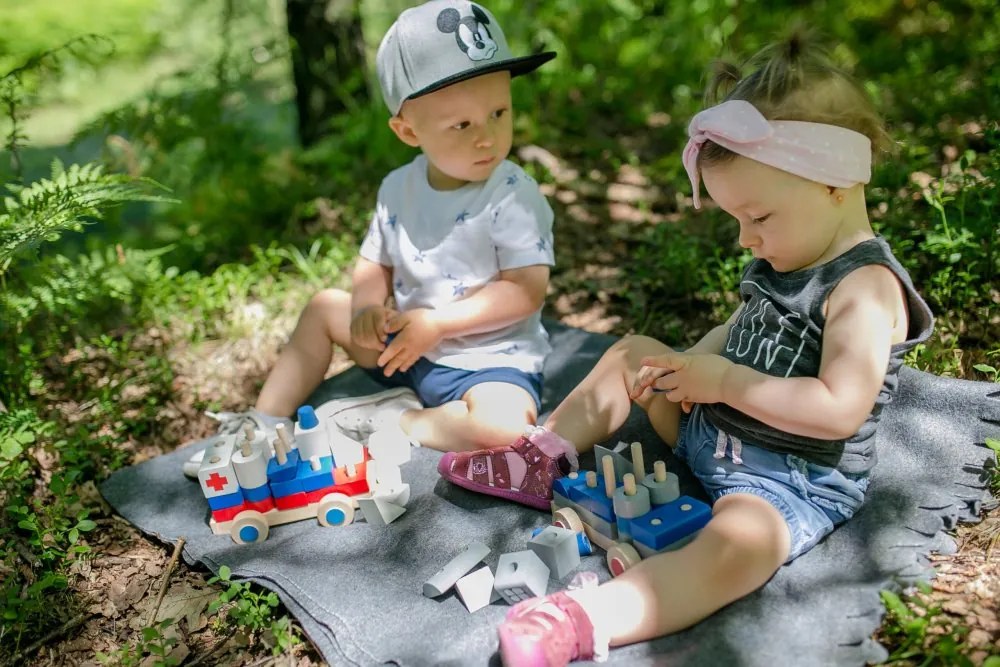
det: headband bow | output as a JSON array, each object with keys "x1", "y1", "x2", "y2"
[{"x1": 682, "y1": 100, "x2": 872, "y2": 208}]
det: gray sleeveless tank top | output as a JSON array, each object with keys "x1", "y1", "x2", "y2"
[{"x1": 701, "y1": 236, "x2": 934, "y2": 474}]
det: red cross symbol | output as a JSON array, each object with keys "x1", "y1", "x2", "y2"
[{"x1": 205, "y1": 472, "x2": 229, "y2": 492}]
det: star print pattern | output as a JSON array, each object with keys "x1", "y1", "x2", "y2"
[{"x1": 356, "y1": 156, "x2": 554, "y2": 374}]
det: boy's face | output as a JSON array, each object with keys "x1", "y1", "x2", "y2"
[{"x1": 390, "y1": 71, "x2": 513, "y2": 191}]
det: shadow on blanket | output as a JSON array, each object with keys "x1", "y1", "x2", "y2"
[{"x1": 101, "y1": 321, "x2": 998, "y2": 667}]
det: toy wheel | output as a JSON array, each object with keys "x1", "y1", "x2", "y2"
[
  {"x1": 231, "y1": 510, "x2": 269, "y2": 544},
  {"x1": 553, "y1": 507, "x2": 584, "y2": 533},
  {"x1": 317, "y1": 493, "x2": 355, "y2": 527},
  {"x1": 606, "y1": 542, "x2": 642, "y2": 577}
]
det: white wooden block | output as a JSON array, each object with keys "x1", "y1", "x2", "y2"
[
  {"x1": 494, "y1": 550, "x2": 549, "y2": 604},
  {"x1": 528, "y1": 525, "x2": 581, "y2": 580},
  {"x1": 455, "y1": 566, "x2": 499, "y2": 612},
  {"x1": 357, "y1": 497, "x2": 406, "y2": 526}
]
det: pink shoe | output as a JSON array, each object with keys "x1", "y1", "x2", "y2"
[
  {"x1": 498, "y1": 591, "x2": 595, "y2": 667},
  {"x1": 437, "y1": 427, "x2": 578, "y2": 510}
]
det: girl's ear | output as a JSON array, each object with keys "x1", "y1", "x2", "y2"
[{"x1": 388, "y1": 115, "x2": 420, "y2": 148}]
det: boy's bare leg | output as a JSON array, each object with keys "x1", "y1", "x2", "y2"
[
  {"x1": 545, "y1": 335, "x2": 684, "y2": 452},
  {"x1": 413, "y1": 335, "x2": 685, "y2": 453},
  {"x1": 402, "y1": 382, "x2": 538, "y2": 451},
  {"x1": 569, "y1": 493, "x2": 790, "y2": 644},
  {"x1": 256, "y1": 288, "x2": 380, "y2": 418}
]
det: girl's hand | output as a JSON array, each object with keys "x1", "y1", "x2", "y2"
[
  {"x1": 350, "y1": 305, "x2": 393, "y2": 351},
  {"x1": 377, "y1": 308, "x2": 444, "y2": 375},
  {"x1": 630, "y1": 355, "x2": 676, "y2": 400},
  {"x1": 634, "y1": 352, "x2": 734, "y2": 407}
]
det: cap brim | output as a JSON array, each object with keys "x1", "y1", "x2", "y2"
[{"x1": 405, "y1": 51, "x2": 556, "y2": 104}]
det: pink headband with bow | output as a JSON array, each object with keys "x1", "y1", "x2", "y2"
[{"x1": 682, "y1": 100, "x2": 872, "y2": 209}]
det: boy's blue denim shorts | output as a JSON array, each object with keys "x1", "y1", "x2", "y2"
[
  {"x1": 675, "y1": 406, "x2": 870, "y2": 562},
  {"x1": 363, "y1": 357, "x2": 543, "y2": 412}
]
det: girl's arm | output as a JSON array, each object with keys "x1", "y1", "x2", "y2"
[
  {"x1": 631, "y1": 306, "x2": 743, "y2": 400},
  {"x1": 721, "y1": 264, "x2": 906, "y2": 439}
]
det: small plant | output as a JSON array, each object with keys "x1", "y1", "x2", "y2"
[
  {"x1": 7, "y1": 467, "x2": 97, "y2": 558},
  {"x1": 96, "y1": 617, "x2": 181, "y2": 667},
  {"x1": 973, "y1": 363, "x2": 998, "y2": 383},
  {"x1": 0, "y1": 160, "x2": 173, "y2": 274},
  {"x1": 985, "y1": 437, "x2": 1000, "y2": 496},
  {"x1": 879, "y1": 582, "x2": 974, "y2": 666},
  {"x1": 207, "y1": 565, "x2": 301, "y2": 655}
]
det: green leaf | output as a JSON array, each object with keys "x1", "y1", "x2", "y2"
[
  {"x1": 0, "y1": 438, "x2": 23, "y2": 460},
  {"x1": 985, "y1": 438, "x2": 1000, "y2": 454},
  {"x1": 880, "y1": 590, "x2": 910, "y2": 618},
  {"x1": 76, "y1": 519, "x2": 97, "y2": 532}
]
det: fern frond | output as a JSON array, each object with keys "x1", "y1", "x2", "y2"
[{"x1": 0, "y1": 160, "x2": 175, "y2": 275}]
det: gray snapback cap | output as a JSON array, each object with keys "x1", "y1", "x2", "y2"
[{"x1": 376, "y1": 0, "x2": 556, "y2": 115}]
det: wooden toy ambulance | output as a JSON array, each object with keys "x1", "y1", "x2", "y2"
[{"x1": 196, "y1": 404, "x2": 411, "y2": 544}]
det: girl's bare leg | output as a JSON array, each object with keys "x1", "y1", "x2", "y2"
[
  {"x1": 543, "y1": 335, "x2": 685, "y2": 452},
  {"x1": 569, "y1": 493, "x2": 791, "y2": 643}
]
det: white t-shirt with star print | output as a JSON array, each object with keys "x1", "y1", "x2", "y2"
[{"x1": 359, "y1": 154, "x2": 555, "y2": 373}]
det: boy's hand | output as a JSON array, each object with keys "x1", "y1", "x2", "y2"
[
  {"x1": 631, "y1": 352, "x2": 733, "y2": 409},
  {"x1": 378, "y1": 308, "x2": 444, "y2": 375},
  {"x1": 350, "y1": 305, "x2": 394, "y2": 351}
]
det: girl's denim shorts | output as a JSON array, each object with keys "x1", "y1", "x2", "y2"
[{"x1": 676, "y1": 406, "x2": 870, "y2": 561}]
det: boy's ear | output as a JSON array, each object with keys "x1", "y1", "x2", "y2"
[{"x1": 388, "y1": 115, "x2": 421, "y2": 148}]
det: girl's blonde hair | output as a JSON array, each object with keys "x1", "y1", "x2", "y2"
[{"x1": 699, "y1": 28, "x2": 889, "y2": 169}]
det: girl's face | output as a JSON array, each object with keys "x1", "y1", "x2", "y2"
[
  {"x1": 701, "y1": 156, "x2": 848, "y2": 273},
  {"x1": 390, "y1": 71, "x2": 514, "y2": 191}
]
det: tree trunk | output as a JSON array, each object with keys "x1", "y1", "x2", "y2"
[{"x1": 285, "y1": 0, "x2": 369, "y2": 146}]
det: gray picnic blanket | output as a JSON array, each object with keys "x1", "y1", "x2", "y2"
[{"x1": 101, "y1": 320, "x2": 998, "y2": 666}]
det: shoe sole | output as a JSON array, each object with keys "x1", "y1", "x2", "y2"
[
  {"x1": 314, "y1": 386, "x2": 420, "y2": 422},
  {"x1": 182, "y1": 447, "x2": 206, "y2": 479},
  {"x1": 437, "y1": 454, "x2": 552, "y2": 511}
]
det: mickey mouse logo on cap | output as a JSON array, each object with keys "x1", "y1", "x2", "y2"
[{"x1": 437, "y1": 5, "x2": 498, "y2": 62}]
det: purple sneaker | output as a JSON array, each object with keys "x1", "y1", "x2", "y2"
[
  {"x1": 437, "y1": 427, "x2": 578, "y2": 511},
  {"x1": 497, "y1": 591, "x2": 595, "y2": 666}
]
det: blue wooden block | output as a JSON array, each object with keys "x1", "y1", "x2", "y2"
[
  {"x1": 616, "y1": 515, "x2": 635, "y2": 542},
  {"x1": 628, "y1": 496, "x2": 712, "y2": 552},
  {"x1": 242, "y1": 484, "x2": 271, "y2": 503},
  {"x1": 266, "y1": 449, "x2": 301, "y2": 483},
  {"x1": 206, "y1": 488, "x2": 245, "y2": 510},
  {"x1": 572, "y1": 481, "x2": 616, "y2": 523},
  {"x1": 552, "y1": 493, "x2": 618, "y2": 540},
  {"x1": 296, "y1": 456, "x2": 335, "y2": 493},
  {"x1": 552, "y1": 472, "x2": 588, "y2": 499},
  {"x1": 270, "y1": 475, "x2": 306, "y2": 498}
]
